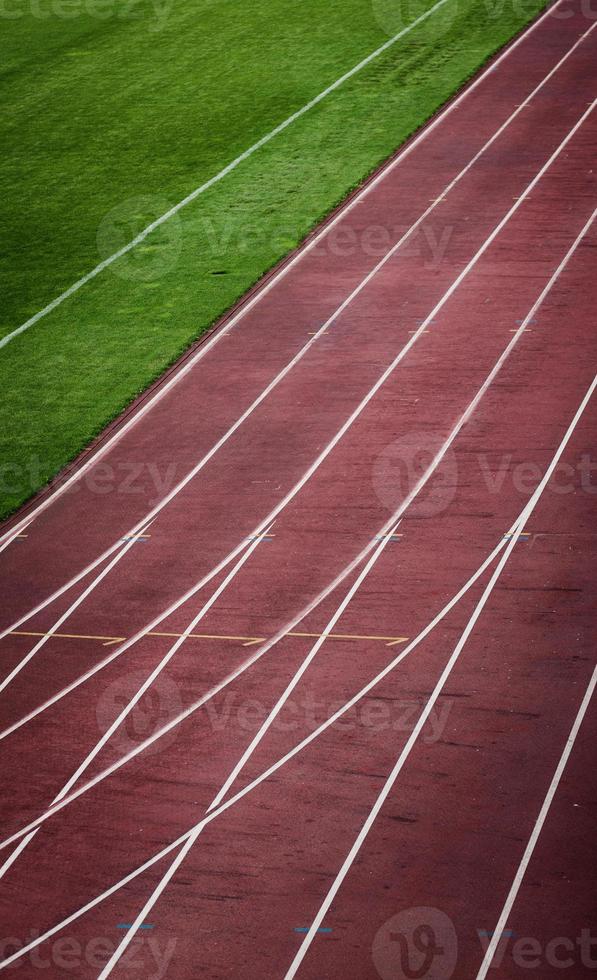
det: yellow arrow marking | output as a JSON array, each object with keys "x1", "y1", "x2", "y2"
[
  {"x1": 11, "y1": 630, "x2": 127, "y2": 644},
  {"x1": 288, "y1": 631, "x2": 409, "y2": 646},
  {"x1": 8, "y1": 629, "x2": 409, "y2": 649}
]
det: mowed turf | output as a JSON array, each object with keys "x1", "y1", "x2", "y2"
[{"x1": 0, "y1": 0, "x2": 545, "y2": 519}]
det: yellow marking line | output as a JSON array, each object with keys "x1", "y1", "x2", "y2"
[
  {"x1": 147, "y1": 631, "x2": 268, "y2": 648},
  {"x1": 8, "y1": 629, "x2": 409, "y2": 649},
  {"x1": 11, "y1": 630, "x2": 127, "y2": 644},
  {"x1": 288, "y1": 631, "x2": 409, "y2": 647}
]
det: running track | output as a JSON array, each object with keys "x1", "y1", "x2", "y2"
[{"x1": 1, "y1": 2, "x2": 596, "y2": 977}]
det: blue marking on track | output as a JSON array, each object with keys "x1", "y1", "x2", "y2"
[
  {"x1": 117, "y1": 923, "x2": 155, "y2": 930},
  {"x1": 294, "y1": 927, "x2": 332, "y2": 934}
]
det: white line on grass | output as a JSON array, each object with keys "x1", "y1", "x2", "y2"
[
  {"x1": 475, "y1": 664, "x2": 597, "y2": 980},
  {"x1": 284, "y1": 372, "x2": 597, "y2": 979},
  {"x1": 0, "y1": 0, "x2": 453, "y2": 354},
  {"x1": 0, "y1": 0, "x2": 568, "y2": 545},
  {"x1": 3, "y1": 15, "x2": 592, "y2": 648}
]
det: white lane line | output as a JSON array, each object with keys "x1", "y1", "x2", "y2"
[
  {"x1": 0, "y1": 524, "x2": 250, "y2": 698},
  {"x1": 96, "y1": 829, "x2": 196, "y2": 979},
  {"x1": 2, "y1": 192, "x2": 593, "y2": 884},
  {"x1": 3, "y1": 26, "x2": 589, "y2": 676},
  {"x1": 2, "y1": 344, "x2": 594, "y2": 969},
  {"x1": 0, "y1": 0, "x2": 569, "y2": 547},
  {"x1": 0, "y1": 532, "x2": 512, "y2": 967},
  {"x1": 1, "y1": 0, "x2": 453, "y2": 354},
  {"x1": 208, "y1": 199, "x2": 597, "y2": 809},
  {"x1": 0, "y1": 524, "x2": 273, "y2": 882},
  {"x1": 475, "y1": 664, "x2": 597, "y2": 980},
  {"x1": 3, "y1": 196, "x2": 593, "y2": 744},
  {"x1": 8, "y1": 84, "x2": 596, "y2": 689},
  {"x1": 4, "y1": 223, "x2": 595, "y2": 949},
  {"x1": 4, "y1": 28, "x2": 595, "y2": 663},
  {"x1": 0, "y1": 518, "x2": 154, "y2": 697},
  {"x1": 1, "y1": 382, "x2": 589, "y2": 974},
  {"x1": 0, "y1": 519, "x2": 34, "y2": 556},
  {"x1": 208, "y1": 520, "x2": 403, "y2": 813},
  {"x1": 89, "y1": 524, "x2": 505, "y2": 979},
  {"x1": 0, "y1": 529, "x2": 513, "y2": 853},
  {"x1": 285, "y1": 373, "x2": 597, "y2": 979},
  {"x1": 0, "y1": 531, "x2": 372, "y2": 744}
]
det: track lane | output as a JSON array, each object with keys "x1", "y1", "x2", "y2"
[
  {"x1": 285, "y1": 400, "x2": 597, "y2": 980},
  {"x1": 1, "y1": 5, "x2": 590, "y2": 975},
  {"x1": 481, "y1": 682, "x2": 597, "y2": 978}
]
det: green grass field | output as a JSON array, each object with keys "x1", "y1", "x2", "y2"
[{"x1": 0, "y1": 0, "x2": 545, "y2": 519}]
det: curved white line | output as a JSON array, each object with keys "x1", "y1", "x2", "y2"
[
  {"x1": 475, "y1": 665, "x2": 597, "y2": 980},
  {"x1": 207, "y1": 196, "x2": 597, "y2": 813},
  {"x1": 0, "y1": 523, "x2": 273, "y2": 881},
  {"x1": 2, "y1": 193, "x2": 593, "y2": 758},
  {"x1": 92, "y1": 204, "x2": 597, "y2": 980},
  {"x1": 0, "y1": 519, "x2": 153, "y2": 696},
  {"x1": 2, "y1": 200, "x2": 595, "y2": 951},
  {"x1": 285, "y1": 372, "x2": 597, "y2": 978},
  {"x1": 3, "y1": 76, "x2": 593, "y2": 721},
  {"x1": 0, "y1": 333, "x2": 593, "y2": 965},
  {"x1": 0, "y1": 531, "x2": 511, "y2": 944},
  {"x1": 1, "y1": 393, "x2": 588, "y2": 976}
]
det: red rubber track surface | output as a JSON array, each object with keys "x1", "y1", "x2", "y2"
[{"x1": 1, "y1": 3, "x2": 596, "y2": 977}]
